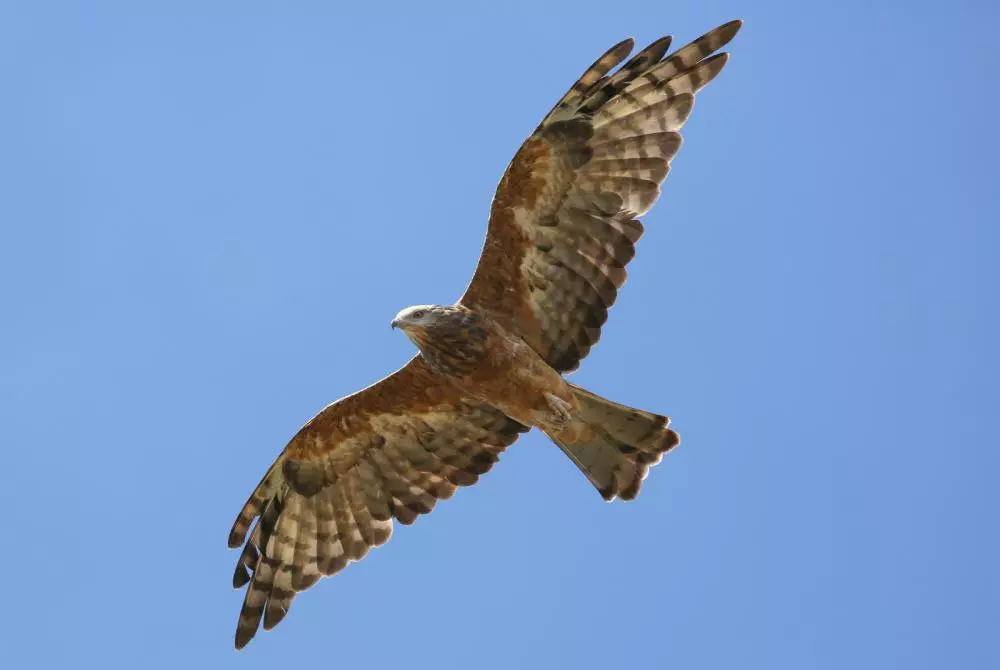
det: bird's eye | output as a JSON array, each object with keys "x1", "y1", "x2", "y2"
[{"x1": 412, "y1": 310, "x2": 425, "y2": 319}]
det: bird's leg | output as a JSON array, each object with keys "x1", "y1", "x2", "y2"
[
  {"x1": 542, "y1": 392, "x2": 598, "y2": 444},
  {"x1": 544, "y1": 392, "x2": 575, "y2": 425}
]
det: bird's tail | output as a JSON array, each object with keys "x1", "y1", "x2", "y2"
[{"x1": 548, "y1": 384, "x2": 680, "y2": 501}]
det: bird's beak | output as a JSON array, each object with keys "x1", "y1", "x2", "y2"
[{"x1": 390, "y1": 318, "x2": 400, "y2": 330}]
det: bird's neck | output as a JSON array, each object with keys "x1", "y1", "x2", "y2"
[{"x1": 411, "y1": 312, "x2": 489, "y2": 377}]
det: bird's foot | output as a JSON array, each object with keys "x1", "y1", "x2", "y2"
[{"x1": 544, "y1": 392, "x2": 575, "y2": 425}]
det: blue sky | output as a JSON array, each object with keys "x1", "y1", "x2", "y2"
[{"x1": 1, "y1": 1, "x2": 997, "y2": 667}]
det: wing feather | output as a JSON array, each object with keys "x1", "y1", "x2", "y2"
[
  {"x1": 461, "y1": 20, "x2": 741, "y2": 372},
  {"x1": 230, "y1": 357, "x2": 527, "y2": 648}
]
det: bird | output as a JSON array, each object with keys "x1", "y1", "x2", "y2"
[{"x1": 229, "y1": 19, "x2": 742, "y2": 649}]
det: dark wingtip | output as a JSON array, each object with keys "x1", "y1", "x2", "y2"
[
  {"x1": 721, "y1": 19, "x2": 744, "y2": 31},
  {"x1": 233, "y1": 564, "x2": 251, "y2": 589},
  {"x1": 612, "y1": 38, "x2": 636, "y2": 58},
  {"x1": 641, "y1": 35, "x2": 673, "y2": 62},
  {"x1": 262, "y1": 603, "x2": 289, "y2": 631},
  {"x1": 717, "y1": 19, "x2": 744, "y2": 46},
  {"x1": 235, "y1": 627, "x2": 254, "y2": 651}
]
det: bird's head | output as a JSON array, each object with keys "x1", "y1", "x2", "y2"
[
  {"x1": 391, "y1": 304, "x2": 457, "y2": 342},
  {"x1": 391, "y1": 304, "x2": 486, "y2": 373}
]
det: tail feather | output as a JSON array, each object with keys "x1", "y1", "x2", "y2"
[{"x1": 549, "y1": 384, "x2": 679, "y2": 501}]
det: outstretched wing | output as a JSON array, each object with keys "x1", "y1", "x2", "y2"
[
  {"x1": 461, "y1": 20, "x2": 742, "y2": 372},
  {"x1": 228, "y1": 356, "x2": 527, "y2": 649}
]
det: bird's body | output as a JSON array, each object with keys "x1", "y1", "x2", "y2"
[
  {"x1": 393, "y1": 304, "x2": 578, "y2": 436},
  {"x1": 230, "y1": 19, "x2": 743, "y2": 649}
]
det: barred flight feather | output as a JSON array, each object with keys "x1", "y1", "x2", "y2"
[
  {"x1": 230, "y1": 357, "x2": 527, "y2": 649},
  {"x1": 463, "y1": 19, "x2": 742, "y2": 372}
]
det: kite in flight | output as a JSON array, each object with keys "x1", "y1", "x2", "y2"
[{"x1": 230, "y1": 19, "x2": 742, "y2": 648}]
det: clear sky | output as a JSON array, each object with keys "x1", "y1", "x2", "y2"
[{"x1": 1, "y1": 1, "x2": 997, "y2": 667}]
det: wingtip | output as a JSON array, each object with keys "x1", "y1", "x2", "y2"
[
  {"x1": 262, "y1": 604, "x2": 289, "y2": 631},
  {"x1": 722, "y1": 18, "x2": 744, "y2": 32},
  {"x1": 647, "y1": 34, "x2": 673, "y2": 51},
  {"x1": 613, "y1": 37, "x2": 636, "y2": 58},
  {"x1": 233, "y1": 564, "x2": 251, "y2": 589},
  {"x1": 234, "y1": 630, "x2": 252, "y2": 651},
  {"x1": 228, "y1": 516, "x2": 250, "y2": 548},
  {"x1": 710, "y1": 19, "x2": 744, "y2": 48}
]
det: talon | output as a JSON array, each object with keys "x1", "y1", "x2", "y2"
[{"x1": 544, "y1": 392, "x2": 575, "y2": 424}]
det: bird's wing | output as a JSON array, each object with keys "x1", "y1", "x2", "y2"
[
  {"x1": 228, "y1": 356, "x2": 527, "y2": 648},
  {"x1": 460, "y1": 20, "x2": 741, "y2": 372}
]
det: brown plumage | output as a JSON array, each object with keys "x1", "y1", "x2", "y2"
[{"x1": 230, "y1": 19, "x2": 742, "y2": 649}]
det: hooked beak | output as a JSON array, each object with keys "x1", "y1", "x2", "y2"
[{"x1": 390, "y1": 318, "x2": 400, "y2": 330}]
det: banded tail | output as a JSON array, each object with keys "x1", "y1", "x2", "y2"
[{"x1": 551, "y1": 384, "x2": 680, "y2": 501}]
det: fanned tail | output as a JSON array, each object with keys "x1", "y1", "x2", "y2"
[{"x1": 549, "y1": 384, "x2": 680, "y2": 501}]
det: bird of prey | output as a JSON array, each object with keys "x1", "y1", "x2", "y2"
[{"x1": 230, "y1": 19, "x2": 742, "y2": 648}]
